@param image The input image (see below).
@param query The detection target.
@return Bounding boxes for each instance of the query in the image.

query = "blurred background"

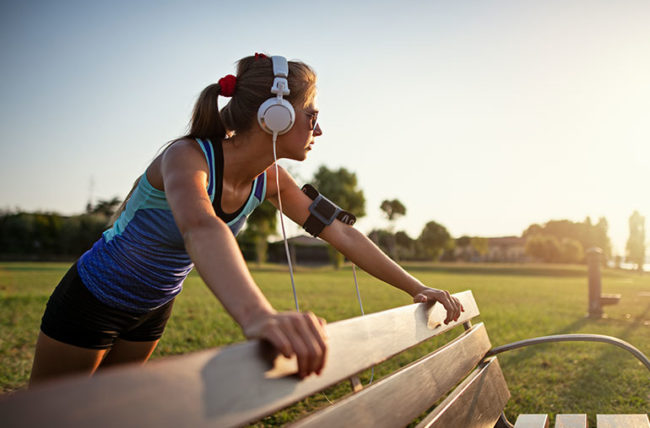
[1,0,649,267]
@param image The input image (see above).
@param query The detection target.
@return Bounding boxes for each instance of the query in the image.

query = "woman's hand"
[413,288,464,325]
[242,311,328,379]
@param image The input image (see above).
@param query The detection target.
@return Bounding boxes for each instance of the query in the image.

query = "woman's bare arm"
[161,141,327,377]
[267,165,463,324]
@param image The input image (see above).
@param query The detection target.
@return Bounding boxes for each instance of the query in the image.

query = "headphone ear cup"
[257,98,295,135]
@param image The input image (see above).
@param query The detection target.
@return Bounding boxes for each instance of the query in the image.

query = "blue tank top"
[77,138,267,312]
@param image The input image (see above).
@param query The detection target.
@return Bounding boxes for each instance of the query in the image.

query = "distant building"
[485,236,528,262]
[268,235,331,265]
[454,236,529,263]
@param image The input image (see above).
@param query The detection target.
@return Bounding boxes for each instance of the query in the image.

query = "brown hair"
[188,54,317,142]
[109,54,317,225]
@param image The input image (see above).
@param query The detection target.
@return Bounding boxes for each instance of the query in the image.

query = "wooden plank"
[292,323,492,428]
[415,357,511,428]
[514,414,549,428]
[0,291,479,428]
[597,414,649,428]
[555,414,587,428]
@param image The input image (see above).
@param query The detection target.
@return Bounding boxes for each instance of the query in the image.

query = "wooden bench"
[1,290,648,428]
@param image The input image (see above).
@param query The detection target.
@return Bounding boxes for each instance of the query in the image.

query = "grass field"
[1,261,648,426]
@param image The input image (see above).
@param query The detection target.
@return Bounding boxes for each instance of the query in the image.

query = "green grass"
[1,262,649,426]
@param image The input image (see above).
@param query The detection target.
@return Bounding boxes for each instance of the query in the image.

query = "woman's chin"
[284,152,308,162]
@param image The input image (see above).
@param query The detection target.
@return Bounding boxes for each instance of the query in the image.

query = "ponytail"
[109,82,228,226]
[188,83,227,143]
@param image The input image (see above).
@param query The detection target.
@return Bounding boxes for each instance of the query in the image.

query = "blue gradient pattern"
[77,139,267,312]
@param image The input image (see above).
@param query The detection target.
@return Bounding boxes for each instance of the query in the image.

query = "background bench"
[1,290,648,427]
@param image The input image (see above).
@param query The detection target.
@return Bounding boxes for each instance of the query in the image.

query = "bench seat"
[1,290,647,428]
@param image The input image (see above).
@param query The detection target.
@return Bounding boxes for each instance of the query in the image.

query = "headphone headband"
[271,56,289,78]
[257,55,295,136]
[270,56,290,97]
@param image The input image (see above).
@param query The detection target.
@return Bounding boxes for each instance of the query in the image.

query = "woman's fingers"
[441,290,455,324]
[279,317,311,377]
[443,291,461,323]
[414,288,465,324]
[303,312,328,374]
[263,323,293,359]
[257,312,328,378]
[292,314,325,377]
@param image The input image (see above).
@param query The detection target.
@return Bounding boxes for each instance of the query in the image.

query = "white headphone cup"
[257,98,295,135]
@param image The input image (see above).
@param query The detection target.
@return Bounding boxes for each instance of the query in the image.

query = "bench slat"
[415,357,511,428]
[514,414,549,428]
[555,414,587,428]
[597,414,650,428]
[0,291,479,428]
[292,323,492,427]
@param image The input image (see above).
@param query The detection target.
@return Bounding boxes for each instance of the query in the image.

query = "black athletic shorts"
[40,262,175,349]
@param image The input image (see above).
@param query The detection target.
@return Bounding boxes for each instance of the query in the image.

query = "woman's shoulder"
[160,138,207,164]
[165,137,203,153]
[151,137,211,183]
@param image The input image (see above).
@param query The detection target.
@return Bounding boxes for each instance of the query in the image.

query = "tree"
[0,210,107,259]
[380,199,406,261]
[311,166,366,218]
[522,217,611,263]
[455,236,472,261]
[312,165,366,268]
[418,221,453,261]
[394,231,416,260]
[525,234,561,262]
[593,217,612,260]
[380,199,406,222]
[626,211,646,272]
[241,201,277,265]
[368,229,392,255]
[470,237,489,257]
[87,197,122,218]
[560,238,584,264]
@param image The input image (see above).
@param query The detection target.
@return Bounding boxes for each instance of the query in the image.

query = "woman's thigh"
[29,331,108,387]
[99,338,160,368]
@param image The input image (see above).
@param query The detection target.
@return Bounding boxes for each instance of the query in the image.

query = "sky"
[1,0,649,256]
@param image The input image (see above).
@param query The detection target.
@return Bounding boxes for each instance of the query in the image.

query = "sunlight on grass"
[1,262,648,426]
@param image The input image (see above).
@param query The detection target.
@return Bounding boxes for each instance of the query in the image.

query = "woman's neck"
[221,131,276,187]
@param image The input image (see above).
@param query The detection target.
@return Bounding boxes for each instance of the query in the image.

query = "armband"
[301,184,356,237]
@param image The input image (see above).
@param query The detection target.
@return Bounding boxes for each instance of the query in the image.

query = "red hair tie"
[218,74,237,97]
[255,52,267,60]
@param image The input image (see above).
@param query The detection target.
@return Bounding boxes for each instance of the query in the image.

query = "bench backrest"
[1,291,510,428]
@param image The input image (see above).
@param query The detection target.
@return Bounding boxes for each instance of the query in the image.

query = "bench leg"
[349,375,363,393]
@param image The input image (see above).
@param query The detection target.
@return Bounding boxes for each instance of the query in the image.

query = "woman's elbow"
[179,215,228,246]
[323,222,358,251]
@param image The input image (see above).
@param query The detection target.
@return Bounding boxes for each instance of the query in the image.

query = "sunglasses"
[305,110,319,132]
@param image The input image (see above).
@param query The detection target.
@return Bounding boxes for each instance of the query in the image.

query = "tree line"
[0,165,646,269]
[0,201,119,260]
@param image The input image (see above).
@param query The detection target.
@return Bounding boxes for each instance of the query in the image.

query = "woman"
[30,53,463,385]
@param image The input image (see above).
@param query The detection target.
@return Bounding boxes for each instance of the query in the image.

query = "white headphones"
[257,56,295,136]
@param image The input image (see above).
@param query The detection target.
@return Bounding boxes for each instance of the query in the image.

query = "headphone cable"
[272,133,300,311]
[272,131,371,386]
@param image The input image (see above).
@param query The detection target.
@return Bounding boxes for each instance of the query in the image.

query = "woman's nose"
[313,123,322,136]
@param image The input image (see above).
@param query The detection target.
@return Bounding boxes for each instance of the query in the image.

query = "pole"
[586,247,603,318]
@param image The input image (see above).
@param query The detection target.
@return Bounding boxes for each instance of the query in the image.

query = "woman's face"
[279,98,322,161]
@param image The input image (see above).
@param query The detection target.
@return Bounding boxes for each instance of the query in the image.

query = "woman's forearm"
[183,218,329,378]
[323,224,427,297]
